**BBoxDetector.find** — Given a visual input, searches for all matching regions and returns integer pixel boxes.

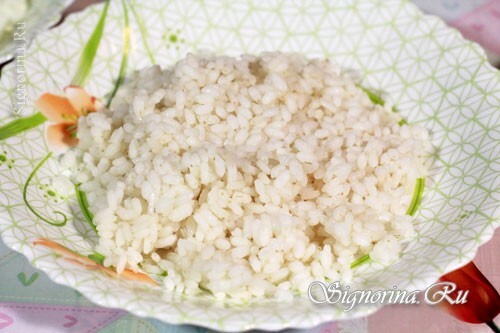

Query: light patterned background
[0,0,499,332]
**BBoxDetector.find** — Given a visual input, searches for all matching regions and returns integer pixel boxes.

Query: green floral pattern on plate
[0,0,499,331]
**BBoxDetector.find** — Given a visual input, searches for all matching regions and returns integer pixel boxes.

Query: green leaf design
[358,85,385,106]
[106,0,130,107]
[17,272,40,286]
[129,0,156,65]
[358,85,408,124]
[398,118,408,126]
[350,254,370,269]
[23,152,67,227]
[405,178,425,216]
[88,252,105,265]
[71,0,111,86]
[0,1,110,141]
[350,177,426,269]
[0,112,47,141]
[75,185,96,233]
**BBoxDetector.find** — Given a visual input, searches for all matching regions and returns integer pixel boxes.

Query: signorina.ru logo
[308,281,468,312]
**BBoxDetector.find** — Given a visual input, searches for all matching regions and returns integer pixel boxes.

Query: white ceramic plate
[0,0,498,331]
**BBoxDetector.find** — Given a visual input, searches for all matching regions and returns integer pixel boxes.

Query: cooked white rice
[64,52,429,301]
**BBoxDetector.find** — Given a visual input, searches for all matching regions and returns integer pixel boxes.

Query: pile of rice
[63,52,429,300]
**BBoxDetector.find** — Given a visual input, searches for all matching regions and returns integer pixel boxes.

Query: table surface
[0,0,499,332]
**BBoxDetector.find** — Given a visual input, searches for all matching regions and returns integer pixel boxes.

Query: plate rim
[0,0,499,330]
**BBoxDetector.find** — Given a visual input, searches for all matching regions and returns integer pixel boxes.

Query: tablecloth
[1,0,499,332]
